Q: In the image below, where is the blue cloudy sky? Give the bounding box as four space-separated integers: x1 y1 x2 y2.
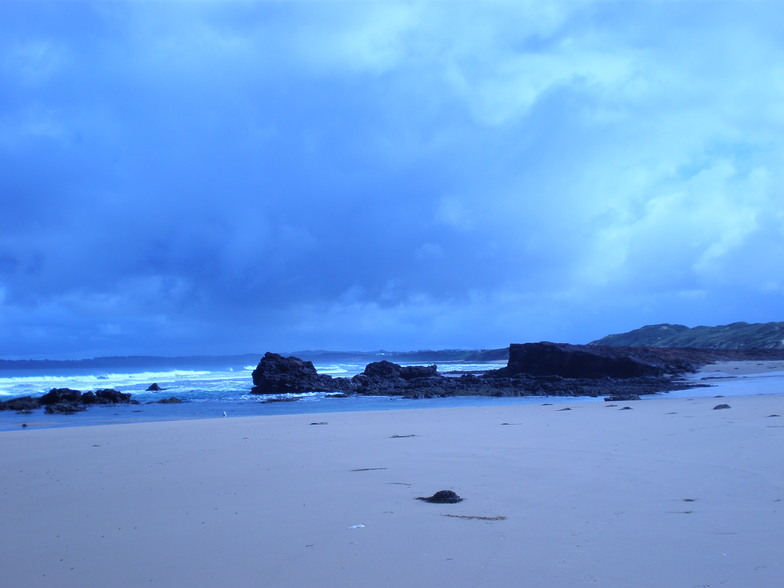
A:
1 1 783 359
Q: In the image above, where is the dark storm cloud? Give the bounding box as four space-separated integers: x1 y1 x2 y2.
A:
1 1 783 358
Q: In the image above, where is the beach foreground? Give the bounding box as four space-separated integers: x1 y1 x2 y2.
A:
1 369 782 587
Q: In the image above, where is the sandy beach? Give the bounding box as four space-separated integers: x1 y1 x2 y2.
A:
1 362 782 587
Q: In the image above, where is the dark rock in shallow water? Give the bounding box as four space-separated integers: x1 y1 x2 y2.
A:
417 490 464 504
251 352 339 394
39 388 82 405
45 402 86 414
147 383 163 391
94 389 134 404
605 394 641 401
0 396 41 411
156 397 183 404
1 388 135 413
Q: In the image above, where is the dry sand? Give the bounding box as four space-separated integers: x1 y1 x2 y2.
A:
1 363 783 587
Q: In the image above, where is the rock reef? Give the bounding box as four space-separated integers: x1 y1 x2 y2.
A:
0 388 137 413
249 342 712 399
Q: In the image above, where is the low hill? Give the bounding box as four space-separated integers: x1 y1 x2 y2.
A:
591 322 784 350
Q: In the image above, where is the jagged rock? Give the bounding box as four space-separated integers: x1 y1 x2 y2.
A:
0 396 41 411
147 383 164 391
2 388 135 413
44 403 86 414
417 490 464 504
39 388 83 405
251 352 339 394
94 389 134 404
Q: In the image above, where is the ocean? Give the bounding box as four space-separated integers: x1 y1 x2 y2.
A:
1 359 780 432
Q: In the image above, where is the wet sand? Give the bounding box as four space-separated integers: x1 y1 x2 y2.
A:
1 362 782 587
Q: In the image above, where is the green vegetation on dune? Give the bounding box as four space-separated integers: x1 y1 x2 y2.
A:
591 321 784 350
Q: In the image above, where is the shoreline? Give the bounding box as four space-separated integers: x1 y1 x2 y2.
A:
2 359 784 432
1 387 782 586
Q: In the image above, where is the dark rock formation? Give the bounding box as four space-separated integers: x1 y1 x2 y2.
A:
417 490 464 504
604 394 642 402
0 387 136 413
251 352 341 394
44 403 86 414
503 342 676 379
147 383 163 391
38 388 83 405
713 403 731 410
156 397 183 404
351 361 444 395
0 396 41 411
248 342 731 400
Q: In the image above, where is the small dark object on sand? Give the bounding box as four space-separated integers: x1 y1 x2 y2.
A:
390 434 416 438
417 490 463 504
713 404 731 410
557 407 572 411
619 406 633 410
310 421 328 425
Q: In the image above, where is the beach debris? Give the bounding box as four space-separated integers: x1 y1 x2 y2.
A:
147 383 163 391
557 407 572 411
417 490 463 504
713 404 732 410
767 414 781 418
351 467 387 472
309 421 328 425
682 498 697 502
619 406 633 410
605 404 617 407
390 434 416 438
349 523 366 529
442 514 506 521
500 422 520 426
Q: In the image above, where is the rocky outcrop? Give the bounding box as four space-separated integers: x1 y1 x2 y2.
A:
0 396 41 411
502 342 675 379
249 347 702 399
350 361 443 395
251 352 344 394
0 388 137 413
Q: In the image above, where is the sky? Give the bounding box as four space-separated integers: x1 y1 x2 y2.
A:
1 0 783 359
